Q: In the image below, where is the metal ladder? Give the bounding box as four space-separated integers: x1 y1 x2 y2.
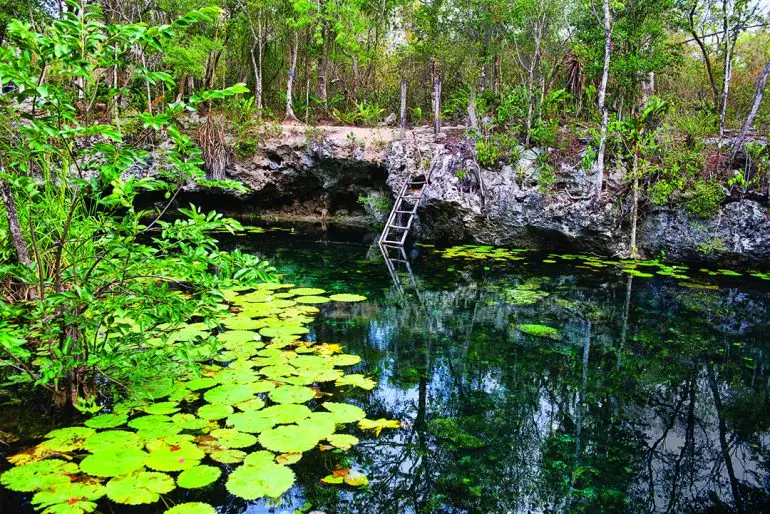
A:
378 167 432 247
378 243 419 298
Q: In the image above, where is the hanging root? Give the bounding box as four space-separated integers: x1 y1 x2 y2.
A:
198 115 229 180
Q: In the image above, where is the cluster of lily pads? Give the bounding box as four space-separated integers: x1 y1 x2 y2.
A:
435 245 770 284
0 283 396 514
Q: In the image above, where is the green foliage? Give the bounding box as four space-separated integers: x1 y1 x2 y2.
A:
475 133 521 168
685 180 725 218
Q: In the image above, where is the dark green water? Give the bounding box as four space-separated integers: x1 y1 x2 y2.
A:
3 222 770 513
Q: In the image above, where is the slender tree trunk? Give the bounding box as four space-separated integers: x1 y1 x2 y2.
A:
468 85 478 130
285 30 299 122
317 34 328 111
594 0 612 196
0 179 31 265
431 59 441 135
718 0 734 151
257 12 263 110
400 79 407 139
351 55 359 106
630 148 640 259
688 2 720 110
730 59 770 163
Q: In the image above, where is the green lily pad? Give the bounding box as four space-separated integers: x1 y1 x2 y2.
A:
165 502 218 514
176 465 221 489
321 402 366 423
198 403 234 420
203 384 254 404
141 401 181 415
243 450 276 467
171 413 210 431
145 440 204 472
209 449 247 464
210 428 258 449
268 385 315 404
80 447 148 477
259 424 321 453
225 461 295 500
31 483 105 513
329 354 361 367
0 459 79 492
515 323 561 339
329 293 367 302
326 433 359 450
294 295 330 304
128 415 183 438
335 374 376 390
259 325 309 338
235 398 266 412
288 287 326 296
255 404 312 425
105 471 175 505
84 413 128 429
83 430 145 453
185 377 218 391
226 411 276 434
43 427 96 452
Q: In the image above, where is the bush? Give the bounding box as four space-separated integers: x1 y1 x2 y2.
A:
476 132 521 168
685 180 725 218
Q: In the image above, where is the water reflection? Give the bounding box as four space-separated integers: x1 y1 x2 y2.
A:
241 226 770 513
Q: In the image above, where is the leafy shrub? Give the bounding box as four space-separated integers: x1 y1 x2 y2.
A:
685 180 725 218
497 86 527 124
475 132 521 168
649 179 677 205
529 121 558 147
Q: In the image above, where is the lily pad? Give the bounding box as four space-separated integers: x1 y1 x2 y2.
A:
176 465 221 489
210 428 258 449
268 385 315 404
294 295 330 304
327 433 359 450
80 448 148 477
235 398 266 412
105 471 175 505
255 404 312 425
358 418 401 436
184 377 218 391
225 461 295 500
321 402 366 423
0 459 79 492
141 401 181 415
83 430 145 453
226 411 276 434
209 449 247 464
329 354 361 367
145 441 203 472
329 293 367 302
203 384 254 404
198 403 234 420
515 323 561 339
259 424 321 453
31 483 105 513
165 502 218 514
335 374 376 390
288 287 326 296
84 413 128 429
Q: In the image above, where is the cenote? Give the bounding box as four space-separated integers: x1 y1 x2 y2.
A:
2 222 769 514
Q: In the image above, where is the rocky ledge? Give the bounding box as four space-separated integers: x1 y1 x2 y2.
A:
138 124 770 266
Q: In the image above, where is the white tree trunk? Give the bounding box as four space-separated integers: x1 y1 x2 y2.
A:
731 59 770 162
433 74 441 135
400 79 407 138
468 86 478 130
630 150 640 259
285 31 299 122
718 0 734 150
594 0 612 196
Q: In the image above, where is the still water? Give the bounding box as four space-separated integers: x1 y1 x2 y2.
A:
3 222 770 513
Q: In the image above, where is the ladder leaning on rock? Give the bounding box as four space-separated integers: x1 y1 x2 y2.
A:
378 165 433 247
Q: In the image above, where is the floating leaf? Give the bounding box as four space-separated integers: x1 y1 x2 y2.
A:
203 384 254 404
321 402 366 423
184 377 218 391
344 469 369 486
172 414 210 431
321 474 344 484
515 324 561 339
210 428 258 449
275 452 302 465
227 411 276 434
327 433 359 450
80 448 148 477
31 483 105 514
255 404 312 425
43 427 96 452
358 418 401 437
243 450 276 467
165 502 218 514
197 403 234 420
288 287 326 296
176 465 221 489
259 424 321 453
295 295 330 304
128 415 182 438
83 431 144 453
235 398 265 412
84 413 128 429
259 325 309 338
0 459 79 492
141 401 181 415
145 441 203 472
225 461 295 500
329 354 361 367
105 471 175 505
335 374 376 390
268 385 315 404
329 293 367 302
209 449 246 464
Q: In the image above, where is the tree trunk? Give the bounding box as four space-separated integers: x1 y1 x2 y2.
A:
0 179 31 265
718 0 734 151
468 86 478 131
317 34 328 111
249 43 261 109
730 59 770 163
285 30 299 122
688 2 720 110
351 55 359 106
594 0 612 196
400 79 407 139
630 149 640 259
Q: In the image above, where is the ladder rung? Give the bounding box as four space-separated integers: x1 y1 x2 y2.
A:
388 225 409 230
390 258 409 264
410 181 427 185
395 210 416 214
382 240 403 245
